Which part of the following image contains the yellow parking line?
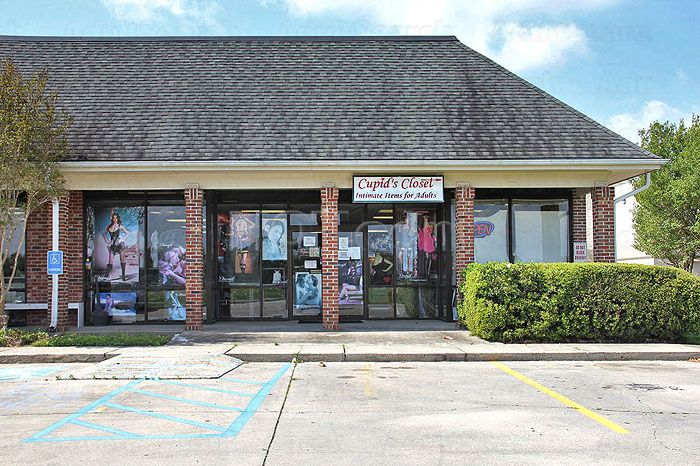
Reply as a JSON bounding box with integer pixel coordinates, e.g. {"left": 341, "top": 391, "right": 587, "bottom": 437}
{"left": 490, "top": 361, "right": 629, "bottom": 434}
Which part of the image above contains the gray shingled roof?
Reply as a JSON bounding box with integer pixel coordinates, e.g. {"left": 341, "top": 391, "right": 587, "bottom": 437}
{"left": 0, "top": 36, "right": 657, "bottom": 162}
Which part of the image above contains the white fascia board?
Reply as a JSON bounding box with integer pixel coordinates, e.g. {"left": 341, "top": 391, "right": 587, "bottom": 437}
{"left": 60, "top": 158, "right": 666, "bottom": 172}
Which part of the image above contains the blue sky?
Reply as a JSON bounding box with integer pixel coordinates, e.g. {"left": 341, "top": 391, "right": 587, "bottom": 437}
{"left": 1, "top": 0, "right": 698, "bottom": 142}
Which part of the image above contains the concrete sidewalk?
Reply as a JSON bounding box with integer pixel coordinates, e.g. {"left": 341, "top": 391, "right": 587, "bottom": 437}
{"left": 3, "top": 327, "right": 698, "bottom": 364}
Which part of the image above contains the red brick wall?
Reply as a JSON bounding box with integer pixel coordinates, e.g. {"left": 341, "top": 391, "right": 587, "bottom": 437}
{"left": 454, "top": 184, "right": 475, "bottom": 289}
{"left": 572, "top": 192, "right": 587, "bottom": 243}
{"left": 65, "top": 191, "right": 84, "bottom": 303}
{"left": 320, "top": 186, "right": 339, "bottom": 331}
{"left": 185, "top": 186, "right": 205, "bottom": 331}
{"left": 592, "top": 186, "right": 615, "bottom": 262}
{"left": 25, "top": 202, "right": 51, "bottom": 306}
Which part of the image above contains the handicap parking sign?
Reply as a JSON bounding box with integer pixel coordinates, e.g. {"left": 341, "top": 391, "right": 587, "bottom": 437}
{"left": 47, "top": 251, "right": 63, "bottom": 275}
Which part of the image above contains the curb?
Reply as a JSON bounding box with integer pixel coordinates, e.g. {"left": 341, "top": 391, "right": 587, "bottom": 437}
{"left": 0, "top": 353, "right": 118, "bottom": 364}
{"left": 228, "top": 351, "right": 700, "bottom": 363}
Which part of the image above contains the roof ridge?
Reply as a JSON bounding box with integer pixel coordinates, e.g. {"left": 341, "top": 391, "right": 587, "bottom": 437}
{"left": 452, "top": 41, "right": 659, "bottom": 160}
{"left": 0, "top": 35, "right": 459, "bottom": 43}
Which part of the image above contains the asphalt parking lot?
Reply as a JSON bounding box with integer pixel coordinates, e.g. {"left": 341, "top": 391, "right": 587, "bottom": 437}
{"left": 1, "top": 360, "right": 698, "bottom": 465}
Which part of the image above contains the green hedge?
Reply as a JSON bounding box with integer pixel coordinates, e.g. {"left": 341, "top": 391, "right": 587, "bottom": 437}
{"left": 458, "top": 262, "right": 700, "bottom": 343}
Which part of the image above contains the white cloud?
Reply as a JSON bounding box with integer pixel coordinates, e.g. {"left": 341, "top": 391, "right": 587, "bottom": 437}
{"left": 281, "top": 0, "right": 614, "bottom": 72}
{"left": 605, "top": 101, "right": 692, "bottom": 143}
{"left": 101, "top": 0, "right": 220, "bottom": 26}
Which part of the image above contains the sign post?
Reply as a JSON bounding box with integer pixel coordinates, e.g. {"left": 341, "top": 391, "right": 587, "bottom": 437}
{"left": 47, "top": 250, "right": 64, "bottom": 275}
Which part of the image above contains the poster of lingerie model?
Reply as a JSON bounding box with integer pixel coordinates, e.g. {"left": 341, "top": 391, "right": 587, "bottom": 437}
{"left": 92, "top": 207, "right": 143, "bottom": 284}
{"left": 149, "top": 207, "right": 187, "bottom": 286}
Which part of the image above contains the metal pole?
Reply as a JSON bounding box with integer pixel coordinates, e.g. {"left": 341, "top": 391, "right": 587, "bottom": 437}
{"left": 50, "top": 198, "right": 59, "bottom": 329}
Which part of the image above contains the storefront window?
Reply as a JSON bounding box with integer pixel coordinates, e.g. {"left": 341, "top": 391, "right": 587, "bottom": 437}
{"left": 396, "top": 208, "right": 438, "bottom": 283}
{"left": 3, "top": 210, "right": 26, "bottom": 304}
{"left": 368, "top": 287, "right": 394, "bottom": 319}
{"left": 474, "top": 200, "right": 509, "bottom": 263}
{"left": 263, "top": 287, "right": 287, "bottom": 318}
{"left": 96, "top": 290, "right": 144, "bottom": 324}
{"left": 147, "top": 290, "right": 186, "bottom": 321}
{"left": 90, "top": 206, "right": 144, "bottom": 284}
{"left": 512, "top": 199, "right": 570, "bottom": 262}
{"left": 338, "top": 232, "right": 363, "bottom": 316}
{"left": 228, "top": 288, "right": 260, "bottom": 318}
{"left": 292, "top": 231, "right": 322, "bottom": 316}
{"left": 148, "top": 207, "right": 186, "bottom": 286}
{"left": 218, "top": 209, "right": 260, "bottom": 285}
{"left": 368, "top": 224, "right": 394, "bottom": 286}
{"left": 86, "top": 196, "right": 186, "bottom": 324}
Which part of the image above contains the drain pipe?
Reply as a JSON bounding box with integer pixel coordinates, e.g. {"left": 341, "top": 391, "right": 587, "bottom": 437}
{"left": 613, "top": 172, "right": 652, "bottom": 261}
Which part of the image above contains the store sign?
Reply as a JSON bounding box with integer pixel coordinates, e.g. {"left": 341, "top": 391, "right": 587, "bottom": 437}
{"left": 573, "top": 241, "right": 588, "bottom": 262}
{"left": 353, "top": 176, "right": 444, "bottom": 203}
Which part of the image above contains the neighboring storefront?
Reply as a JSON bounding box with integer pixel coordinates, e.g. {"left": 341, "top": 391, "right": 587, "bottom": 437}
{"left": 0, "top": 35, "right": 663, "bottom": 330}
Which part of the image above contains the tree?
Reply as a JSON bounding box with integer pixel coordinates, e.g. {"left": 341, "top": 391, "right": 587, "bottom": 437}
{"left": 0, "top": 59, "right": 70, "bottom": 329}
{"left": 633, "top": 115, "right": 700, "bottom": 272}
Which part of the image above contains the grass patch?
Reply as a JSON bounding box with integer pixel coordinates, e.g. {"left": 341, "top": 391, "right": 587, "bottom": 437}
{"left": 1, "top": 329, "right": 171, "bottom": 347}
{"left": 33, "top": 333, "right": 172, "bottom": 347}
{"left": 0, "top": 329, "right": 50, "bottom": 347}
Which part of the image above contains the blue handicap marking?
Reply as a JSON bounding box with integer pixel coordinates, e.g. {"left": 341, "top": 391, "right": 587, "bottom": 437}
{"left": 47, "top": 250, "right": 64, "bottom": 275}
{"left": 0, "top": 366, "right": 64, "bottom": 381}
{"left": 24, "top": 363, "right": 292, "bottom": 443}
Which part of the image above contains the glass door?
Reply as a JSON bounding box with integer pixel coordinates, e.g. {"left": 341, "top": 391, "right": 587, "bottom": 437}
{"left": 338, "top": 231, "right": 364, "bottom": 319}
{"left": 291, "top": 231, "right": 322, "bottom": 319}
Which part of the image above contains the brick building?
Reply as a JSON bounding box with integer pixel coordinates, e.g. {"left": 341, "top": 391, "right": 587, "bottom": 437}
{"left": 0, "top": 36, "right": 663, "bottom": 330}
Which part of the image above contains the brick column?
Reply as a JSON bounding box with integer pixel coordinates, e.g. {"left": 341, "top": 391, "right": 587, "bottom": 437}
{"left": 592, "top": 186, "right": 615, "bottom": 262}
{"left": 25, "top": 202, "right": 51, "bottom": 327}
{"left": 320, "top": 185, "right": 339, "bottom": 331}
{"left": 185, "top": 186, "right": 205, "bottom": 331}
{"left": 454, "top": 184, "right": 475, "bottom": 290}
{"left": 572, "top": 192, "right": 587, "bottom": 243}
{"left": 65, "top": 191, "right": 84, "bottom": 327}
{"left": 49, "top": 196, "right": 70, "bottom": 331}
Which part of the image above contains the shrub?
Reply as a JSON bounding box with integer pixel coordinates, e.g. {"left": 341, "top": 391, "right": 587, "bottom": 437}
{"left": 458, "top": 262, "right": 700, "bottom": 343}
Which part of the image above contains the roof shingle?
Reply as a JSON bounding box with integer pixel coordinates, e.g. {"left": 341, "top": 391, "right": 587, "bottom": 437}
{"left": 0, "top": 35, "right": 657, "bottom": 162}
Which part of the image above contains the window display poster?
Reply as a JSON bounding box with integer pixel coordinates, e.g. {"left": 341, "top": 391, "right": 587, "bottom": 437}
{"left": 230, "top": 213, "right": 259, "bottom": 275}
{"left": 262, "top": 217, "right": 287, "bottom": 261}
{"left": 294, "top": 272, "right": 321, "bottom": 309}
{"left": 93, "top": 207, "right": 143, "bottom": 283}
{"left": 368, "top": 228, "right": 394, "bottom": 285}
{"left": 164, "top": 290, "right": 186, "bottom": 321}
{"left": 149, "top": 207, "right": 186, "bottom": 286}
{"left": 99, "top": 292, "right": 137, "bottom": 317}
{"left": 339, "top": 260, "right": 363, "bottom": 305}
{"left": 303, "top": 235, "right": 317, "bottom": 247}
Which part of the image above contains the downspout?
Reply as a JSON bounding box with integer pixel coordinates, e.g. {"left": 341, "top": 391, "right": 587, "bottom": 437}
{"left": 613, "top": 172, "right": 652, "bottom": 261}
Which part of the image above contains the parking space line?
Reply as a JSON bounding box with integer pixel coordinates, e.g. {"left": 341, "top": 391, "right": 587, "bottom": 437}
{"left": 156, "top": 379, "right": 256, "bottom": 397}
{"left": 24, "top": 380, "right": 142, "bottom": 443}
{"left": 103, "top": 402, "right": 227, "bottom": 432}
{"left": 219, "top": 377, "right": 266, "bottom": 385}
{"left": 70, "top": 419, "right": 138, "bottom": 438}
{"left": 24, "top": 363, "right": 292, "bottom": 443}
{"left": 128, "top": 388, "right": 244, "bottom": 411}
{"left": 223, "top": 363, "right": 291, "bottom": 436}
{"left": 490, "top": 361, "right": 630, "bottom": 435}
